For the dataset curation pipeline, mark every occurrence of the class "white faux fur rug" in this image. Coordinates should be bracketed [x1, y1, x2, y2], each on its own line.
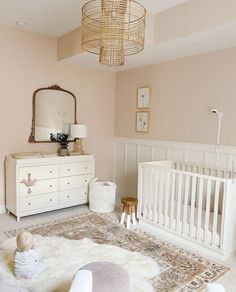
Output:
[0, 235, 160, 292]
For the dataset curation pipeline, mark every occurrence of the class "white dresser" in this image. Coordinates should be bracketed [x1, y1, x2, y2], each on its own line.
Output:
[6, 154, 94, 221]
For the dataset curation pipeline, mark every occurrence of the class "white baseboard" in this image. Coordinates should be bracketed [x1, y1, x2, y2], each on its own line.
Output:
[0, 204, 6, 214]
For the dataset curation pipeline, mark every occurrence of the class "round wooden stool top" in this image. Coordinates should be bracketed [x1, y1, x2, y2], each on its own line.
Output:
[121, 197, 138, 206]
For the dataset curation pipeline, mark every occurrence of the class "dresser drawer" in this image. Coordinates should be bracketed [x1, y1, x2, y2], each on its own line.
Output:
[19, 165, 58, 181]
[59, 161, 93, 177]
[19, 193, 58, 212]
[59, 188, 88, 205]
[59, 174, 93, 190]
[19, 178, 58, 196]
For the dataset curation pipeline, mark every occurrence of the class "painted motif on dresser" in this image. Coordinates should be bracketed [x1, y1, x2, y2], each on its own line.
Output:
[20, 173, 37, 194]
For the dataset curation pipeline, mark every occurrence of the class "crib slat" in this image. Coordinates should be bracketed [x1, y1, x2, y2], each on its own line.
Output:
[197, 177, 204, 240]
[158, 170, 164, 225]
[220, 181, 228, 253]
[164, 172, 170, 228]
[170, 172, 176, 230]
[143, 167, 148, 218]
[139, 166, 145, 217]
[191, 165, 194, 172]
[204, 179, 212, 244]
[190, 176, 197, 238]
[183, 174, 190, 236]
[147, 168, 154, 220]
[176, 173, 183, 233]
[212, 181, 220, 246]
[137, 165, 143, 218]
[153, 169, 159, 222]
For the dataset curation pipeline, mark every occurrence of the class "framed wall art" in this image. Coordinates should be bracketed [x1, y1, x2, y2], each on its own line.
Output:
[137, 86, 151, 109]
[136, 111, 150, 132]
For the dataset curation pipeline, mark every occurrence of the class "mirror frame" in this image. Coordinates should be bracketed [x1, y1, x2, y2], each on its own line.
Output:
[29, 84, 77, 143]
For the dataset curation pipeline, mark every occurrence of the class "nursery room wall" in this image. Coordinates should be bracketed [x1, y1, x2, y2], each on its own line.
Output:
[0, 25, 115, 210]
[115, 47, 236, 146]
[114, 47, 236, 200]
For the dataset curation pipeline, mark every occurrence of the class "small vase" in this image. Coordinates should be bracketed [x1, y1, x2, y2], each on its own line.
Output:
[58, 148, 68, 156]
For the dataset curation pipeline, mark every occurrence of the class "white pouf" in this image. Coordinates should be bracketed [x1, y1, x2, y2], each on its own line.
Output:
[89, 178, 116, 213]
[69, 262, 131, 292]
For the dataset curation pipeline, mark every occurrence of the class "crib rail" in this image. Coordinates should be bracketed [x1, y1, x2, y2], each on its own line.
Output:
[173, 161, 235, 179]
[138, 162, 229, 252]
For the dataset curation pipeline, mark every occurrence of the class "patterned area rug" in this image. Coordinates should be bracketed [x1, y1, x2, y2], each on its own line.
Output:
[4, 212, 229, 291]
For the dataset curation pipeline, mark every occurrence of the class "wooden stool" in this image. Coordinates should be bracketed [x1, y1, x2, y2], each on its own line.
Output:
[120, 197, 138, 229]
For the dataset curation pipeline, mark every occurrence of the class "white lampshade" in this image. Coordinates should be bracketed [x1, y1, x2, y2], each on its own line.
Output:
[71, 124, 87, 139]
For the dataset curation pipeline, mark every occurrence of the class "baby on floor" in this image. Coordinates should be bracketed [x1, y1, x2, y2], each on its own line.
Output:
[14, 231, 47, 279]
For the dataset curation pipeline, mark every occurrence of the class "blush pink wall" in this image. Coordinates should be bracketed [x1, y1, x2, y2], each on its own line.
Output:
[0, 25, 115, 206]
[115, 48, 236, 146]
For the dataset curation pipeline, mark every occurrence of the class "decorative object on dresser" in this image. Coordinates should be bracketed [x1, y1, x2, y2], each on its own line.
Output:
[50, 132, 69, 156]
[70, 124, 88, 155]
[29, 85, 77, 143]
[6, 154, 94, 221]
[12, 152, 57, 159]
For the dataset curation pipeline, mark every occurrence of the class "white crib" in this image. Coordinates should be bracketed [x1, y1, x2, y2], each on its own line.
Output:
[137, 160, 236, 255]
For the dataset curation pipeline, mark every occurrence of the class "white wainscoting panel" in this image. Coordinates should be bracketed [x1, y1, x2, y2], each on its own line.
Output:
[114, 137, 236, 204]
[0, 204, 6, 214]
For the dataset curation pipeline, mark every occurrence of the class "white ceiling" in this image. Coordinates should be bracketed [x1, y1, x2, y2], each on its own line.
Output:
[61, 23, 236, 72]
[0, 0, 188, 37]
[1, 0, 235, 72]
[138, 0, 188, 14]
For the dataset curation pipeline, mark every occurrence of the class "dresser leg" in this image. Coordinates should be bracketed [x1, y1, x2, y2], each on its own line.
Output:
[16, 216, 20, 222]
[7, 209, 10, 215]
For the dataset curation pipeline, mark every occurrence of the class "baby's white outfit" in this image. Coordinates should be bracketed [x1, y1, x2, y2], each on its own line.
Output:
[14, 246, 47, 279]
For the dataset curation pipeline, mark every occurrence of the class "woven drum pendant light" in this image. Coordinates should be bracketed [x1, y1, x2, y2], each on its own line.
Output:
[81, 0, 146, 66]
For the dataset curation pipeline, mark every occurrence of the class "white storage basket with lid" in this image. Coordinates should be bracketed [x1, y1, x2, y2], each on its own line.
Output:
[89, 178, 116, 213]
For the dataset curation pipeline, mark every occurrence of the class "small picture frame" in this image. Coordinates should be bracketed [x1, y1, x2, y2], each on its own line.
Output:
[137, 86, 151, 109]
[136, 111, 150, 132]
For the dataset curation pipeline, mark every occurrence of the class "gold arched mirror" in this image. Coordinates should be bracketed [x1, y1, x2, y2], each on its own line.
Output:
[29, 85, 77, 143]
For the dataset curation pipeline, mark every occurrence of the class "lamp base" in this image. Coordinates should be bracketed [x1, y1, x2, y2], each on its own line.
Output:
[70, 138, 85, 156]
[58, 148, 69, 156]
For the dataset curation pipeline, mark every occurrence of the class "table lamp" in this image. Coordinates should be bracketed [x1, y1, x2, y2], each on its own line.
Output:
[70, 124, 87, 155]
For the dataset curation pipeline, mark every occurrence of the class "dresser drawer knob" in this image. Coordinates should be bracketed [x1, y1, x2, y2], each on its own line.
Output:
[50, 171, 53, 174]
[67, 182, 70, 185]
[49, 199, 52, 202]
[67, 195, 70, 198]
[50, 185, 52, 188]
[85, 167, 88, 170]
[84, 180, 87, 182]
[85, 192, 87, 195]
[28, 203, 31, 206]
[67, 169, 70, 171]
